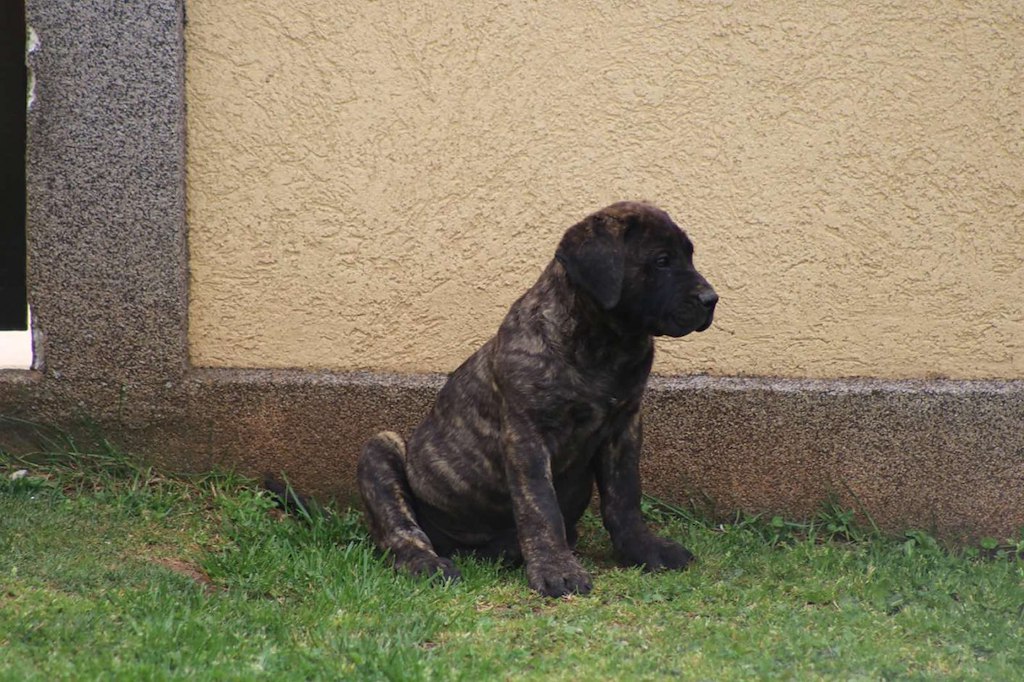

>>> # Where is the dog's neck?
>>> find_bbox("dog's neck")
[539,260,654,373]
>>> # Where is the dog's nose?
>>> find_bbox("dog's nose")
[698,289,719,310]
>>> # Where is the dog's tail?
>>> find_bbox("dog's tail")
[261,473,323,521]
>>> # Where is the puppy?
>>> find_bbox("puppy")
[358,201,717,597]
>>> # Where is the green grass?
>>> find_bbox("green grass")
[2,447,1022,681]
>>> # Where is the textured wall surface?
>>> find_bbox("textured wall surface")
[186,1,1023,379]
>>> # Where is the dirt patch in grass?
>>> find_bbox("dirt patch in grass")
[147,557,224,594]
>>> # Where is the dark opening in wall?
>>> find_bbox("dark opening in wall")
[0,0,27,331]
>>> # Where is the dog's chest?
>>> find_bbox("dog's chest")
[534,369,640,470]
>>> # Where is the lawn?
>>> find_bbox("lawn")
[1,446,1022,681]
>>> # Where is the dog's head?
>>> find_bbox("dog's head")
[555,202,717,337]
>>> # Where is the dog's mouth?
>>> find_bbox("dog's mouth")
[696,309,714,332]
[657,308,714,338]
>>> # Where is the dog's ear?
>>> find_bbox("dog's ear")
[555,213,625,310]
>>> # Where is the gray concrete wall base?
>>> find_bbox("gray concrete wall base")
[642,377,1024,541]
[4,370,1022,541]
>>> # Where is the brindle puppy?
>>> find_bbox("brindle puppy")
[357,201,717,597]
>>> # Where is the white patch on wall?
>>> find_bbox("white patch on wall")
[0,308,33,369]
[26,26,38,110]
[6,29,41,369]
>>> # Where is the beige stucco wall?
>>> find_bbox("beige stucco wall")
[186,1,1023,379]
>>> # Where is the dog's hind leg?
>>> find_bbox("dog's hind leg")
[357,432,461,581]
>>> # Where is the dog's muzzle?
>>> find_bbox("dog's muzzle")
[695,289,718,332]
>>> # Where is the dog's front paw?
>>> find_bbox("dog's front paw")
[526,555,593,598]
[622,536,695,572]
[394,552,462,583]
